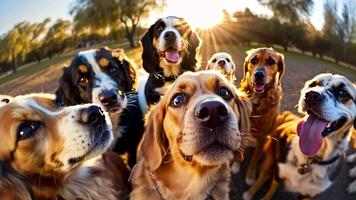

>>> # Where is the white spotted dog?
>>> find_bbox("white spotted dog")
[0,93,130,200]
[278,73,356,198]
[206,52,236,82]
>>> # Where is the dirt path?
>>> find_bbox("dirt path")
[1,43,356,200]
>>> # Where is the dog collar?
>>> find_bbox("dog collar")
[297,154,343,175]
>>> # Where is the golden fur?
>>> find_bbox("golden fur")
[239,47,285,185]
[0,94,130,200]
[131,71,251,200]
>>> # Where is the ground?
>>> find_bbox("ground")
[1,42,356,200]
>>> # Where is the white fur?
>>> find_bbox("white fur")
[206,52,235,75]
[279,73,356,197]
[137,76,149,114]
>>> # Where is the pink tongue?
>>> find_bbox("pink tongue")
[255,83,264,91]
[165,49,180,63]
[297,115,328,156]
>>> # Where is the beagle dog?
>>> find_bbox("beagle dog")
[0,94,130,200]
[239,47,285,185]
[206,52,236,82]
[131,71,251,200]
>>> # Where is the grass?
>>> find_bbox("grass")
[1,41,355,87]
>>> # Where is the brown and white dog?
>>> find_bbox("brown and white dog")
[266,73,355,200]
[239,47,285,184]
[131,71,251,200]
[139,16,201,111]
[0,94,130,200]
[206,52,236,82]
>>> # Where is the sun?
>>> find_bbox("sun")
[184,12,223,29]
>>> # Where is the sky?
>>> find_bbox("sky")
[0,0,349,35]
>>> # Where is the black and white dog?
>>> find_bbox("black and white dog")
[278,73,356,198]
[55,47,142,167]
[139,16,201,111]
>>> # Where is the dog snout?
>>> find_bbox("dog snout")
[305,91,324,106]
[195,100,229,129]
[79,105,105,126]
[164,31,177,42]
[99,91,118,107]
[218,60,226,67]
[254,70,266,80]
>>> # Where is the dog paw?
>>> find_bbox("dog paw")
[231,162,240,174]
[347,180,356,194]
[242,192,252,200]
[347,154,356,163]
[349,167,356,178]
[245,177,255,186]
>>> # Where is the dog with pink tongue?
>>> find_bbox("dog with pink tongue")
[278,73,356,198]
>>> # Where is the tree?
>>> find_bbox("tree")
[71,0,166,48]
[31,18,51,62]
[258,0,313,24]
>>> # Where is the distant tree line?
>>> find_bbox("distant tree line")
[216,0,356,66]
[0,0,165,73]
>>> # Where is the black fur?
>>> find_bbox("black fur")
[113,93,144,168]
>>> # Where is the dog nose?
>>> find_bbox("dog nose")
[79,105,105,125]
[218,60,226,66]
[254,70,266,79]
[99,91,118,107]
[305,91,324,105]
[164,31,176,41]
[195,100,229,129]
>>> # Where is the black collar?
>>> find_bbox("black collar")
[297,154,343,174]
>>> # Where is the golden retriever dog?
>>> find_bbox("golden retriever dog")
[130,71,251,200]
[239,47,285,185]
[0,94,130,200]
[206,52,236,82]
[245,73,356,199]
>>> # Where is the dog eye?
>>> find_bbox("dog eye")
[267,59,275,65]
[79,77,89,85]
[1,98,10,103]
[170,93,186,108]
[250,58,257,65]
[337,90,351,102]
[17,121,42,141]
[226,58,230,62]
[109,66,118,73]
[212,58,217,63]
[219,87,233,101]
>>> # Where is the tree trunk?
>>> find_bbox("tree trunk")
[12,53,17,73]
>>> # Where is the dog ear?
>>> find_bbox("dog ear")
[241,49,255,83]
[55,66,81,106]
[139,103,168,171]
[276,52,285,84]
[236,93,251,135]
[0,160,34,200]
[111,48,137,91]
[181,28,201,72]
[141,23,159,73]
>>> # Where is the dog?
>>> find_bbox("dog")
[130,71,251,200]
[55,47,142,168]
[206,52,236,82]
[139,16,201,110]
[239,47,285,184]
[0,93,130,200]
[244,73,356,199]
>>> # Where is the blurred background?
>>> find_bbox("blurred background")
[1,1,356,199]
